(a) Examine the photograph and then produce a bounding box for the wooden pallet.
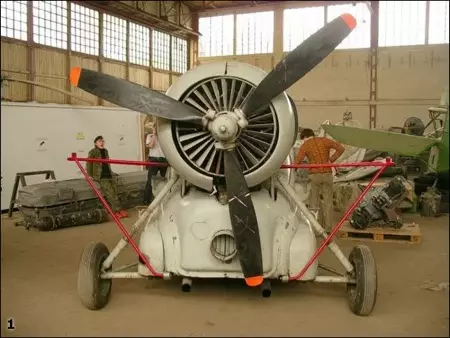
[337,222,421,244]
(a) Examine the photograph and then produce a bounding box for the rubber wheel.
[346,245,377,316]
[77,242,112,310]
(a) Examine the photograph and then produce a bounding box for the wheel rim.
[173,76,279,178]
[98,254,111,297]
[347,256,357,301]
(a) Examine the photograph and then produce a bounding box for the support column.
[27,0,35,102]
[369,1,379,129]
[272,7,284,68]
[189,13,198,69]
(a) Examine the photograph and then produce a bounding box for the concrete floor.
[1,211,448,337]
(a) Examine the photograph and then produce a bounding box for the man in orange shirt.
[295,128,345,232]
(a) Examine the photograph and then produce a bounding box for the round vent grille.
[173,76,279,178]
[210,230,237,263]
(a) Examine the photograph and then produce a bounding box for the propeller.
[241,13,356,117]
[69,13,357,287]
[69,67,203,122]
[223,149,263,287]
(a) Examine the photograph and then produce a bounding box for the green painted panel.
[321,124,439,157]
[437,112,449,172]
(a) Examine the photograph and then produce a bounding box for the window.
[379,1,426,47]
[428,1,449,44]
[152,30,170,71]
[1,0,27,41]
[129,22,150,66]
[199,15,234,57]
[70,3,99,56]
[171,36,188,73]
[236,11,274,55]
[327,3,371,49]
[283,7,324,52]
[102,13,126,61]
[32,0,68,49]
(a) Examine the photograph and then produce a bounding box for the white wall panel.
[1,102,143,210]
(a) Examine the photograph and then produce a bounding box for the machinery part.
[387,126,404,133]
[77,242,112,310]
[101,173,179,273]
[315,276,355,283]
[33,209,108,231]
[436,107,449,172]
[162,62,295,191]
[363,150,388,162]
[16,171,159,231]
[321,124,439,157]
[210,230,237,263]
[240,14,356,116]
[69,67,203,123]
[261,280,272,298]
[137,186,318,281]
[404,116,425,136]
[70,14,357,289]
[414,172,449,214]
[318,263,345,277]
[420,187,442,217]
[275,176,355,276]
[172,75,279,179]
[224,149,263,285]
[287,95,299,147]
[346,245,377,316]
[350,175,409,230]
[181,277,192,292]
[101,272,143,279]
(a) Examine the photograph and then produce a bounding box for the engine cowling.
[157,61,298,191]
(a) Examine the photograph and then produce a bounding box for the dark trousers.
[143,157,168,204]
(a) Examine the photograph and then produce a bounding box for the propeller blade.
[69,67,203,122]
[223,149,263,287]
[242,13,357,116]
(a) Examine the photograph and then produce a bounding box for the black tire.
[346,245,377,316]
[77,242,112,310]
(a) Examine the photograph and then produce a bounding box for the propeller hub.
[209,113,239,142]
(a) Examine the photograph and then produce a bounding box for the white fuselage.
[137,184,318,281]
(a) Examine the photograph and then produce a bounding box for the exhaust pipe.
[181,277,192,292]
[261,280,272,298]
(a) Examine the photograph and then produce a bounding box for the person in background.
[295,128,345,232]
[143,124,168,205]
[87,135,128,219]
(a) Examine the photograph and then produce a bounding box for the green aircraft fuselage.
[321,111,449,173]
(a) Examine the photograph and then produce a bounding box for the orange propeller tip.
[245,276,263,287]
[341,13,357,30]
[69,67,82,86]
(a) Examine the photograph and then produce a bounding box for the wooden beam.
[195,1,366,14]
[189,12,199,68]
[206,1,217,9]
[5,78,93,103]
[182,1,198,10]
[72,0,201,37]
[26,0,35,102]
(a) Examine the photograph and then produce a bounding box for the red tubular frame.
[68,152,393,283]
[285,158,393,281]
[67,153,163,278]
